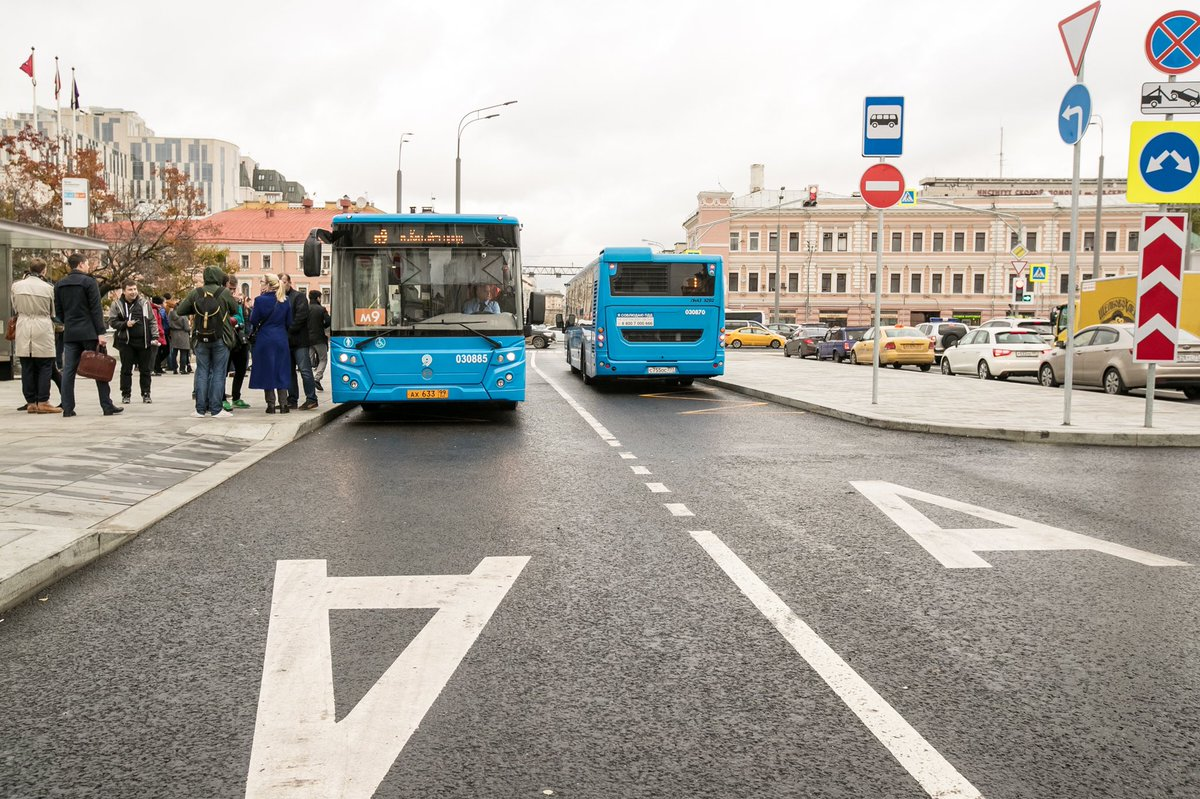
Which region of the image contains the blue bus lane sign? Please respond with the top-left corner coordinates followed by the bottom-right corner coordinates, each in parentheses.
top-left (1127, 121), bottom-right (1200, 202)
top-left (863, 96), bottom-right (904, 157)
top-left (1059, 84), bottom-right (1091, 145)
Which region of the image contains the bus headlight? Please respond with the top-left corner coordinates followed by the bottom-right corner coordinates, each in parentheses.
top-left (338, 353), bottom-right (348, 363)
top-left (505, 373), bottom-right (513, 382)
top-left (342, 374), bottom-right (350, 383)
top-left (496, 379), bottom-right (505, 388)
top-left (506, 352), bottom-right (516, 362)
top-left (350, 380), bottom-right (359, 389)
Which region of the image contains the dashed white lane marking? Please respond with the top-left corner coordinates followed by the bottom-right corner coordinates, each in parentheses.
top-left (631, 466), bottom-right (651, 475)
top-left (646, 483), bottom-right (670, 493)
top-left (531, 355), bottom-right (620, 445)
top-left (689, 531), bottom-right (984, 799)
top-left (665, 504), bottom-right (693, 517)
top-left (619, 452), bottom-right (637, 459)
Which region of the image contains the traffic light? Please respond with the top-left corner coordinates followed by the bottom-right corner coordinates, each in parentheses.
top-left (802, 184), bottom-right (819, 207)
top-left (1012, 278), bottom-right (1033, 304)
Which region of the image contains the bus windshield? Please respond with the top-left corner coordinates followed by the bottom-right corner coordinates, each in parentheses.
top-left (332, 246), bottom-right (523, 333)
top-left (610, 262), bottom-right (715, 297)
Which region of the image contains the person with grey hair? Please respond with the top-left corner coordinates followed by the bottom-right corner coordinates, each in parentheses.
top-left (10, 259), bottom-right (60, 414)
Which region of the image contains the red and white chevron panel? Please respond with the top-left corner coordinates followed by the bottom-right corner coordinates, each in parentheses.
top-left (1133, 213), bottom-right (1187, 364)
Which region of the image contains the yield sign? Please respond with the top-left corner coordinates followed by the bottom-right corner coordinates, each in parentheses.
top-left (1146, 10), bottom-right (1200, 75)
top-left (859, 163), bottom-right (905, 209)
top-left (1011, 260), bottom-right (1027, 276)
top-left (1133, 213), bottom-right (1187, 363)
top-left (1059, 2), bottom-right (1101, 76)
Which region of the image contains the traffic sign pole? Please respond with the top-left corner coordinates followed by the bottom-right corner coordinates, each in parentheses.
top-left (872, 161), bottom-right (884, 405)
top-left (1063, 72), bottom-right (1084, 427)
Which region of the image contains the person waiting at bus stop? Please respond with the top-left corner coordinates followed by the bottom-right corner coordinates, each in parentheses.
top-left (462, 283), bottom-right (500, 314)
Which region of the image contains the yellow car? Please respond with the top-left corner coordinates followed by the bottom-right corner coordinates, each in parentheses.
top-left (849, 325), bottom-right (935, 370)
top-left (726, 325), bottom-right (787, 349)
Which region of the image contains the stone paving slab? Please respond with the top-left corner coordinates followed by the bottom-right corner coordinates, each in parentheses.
top-left (0, 368), bottom-right (351, 612)
top-left (711, 351), bottom-right (1200, 446)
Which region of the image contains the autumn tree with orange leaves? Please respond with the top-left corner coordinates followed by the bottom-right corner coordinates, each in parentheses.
top-left (0, 127), bottom-right (221, 294)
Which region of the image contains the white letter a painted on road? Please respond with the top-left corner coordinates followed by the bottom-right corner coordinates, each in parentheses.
top-left (246, 557), bottom-right (529, 798)
top-left (852, 481), bottom-right (1189, 569)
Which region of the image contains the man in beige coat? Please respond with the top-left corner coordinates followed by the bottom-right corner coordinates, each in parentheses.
top-left (11, 259), bottom-right (61, 414)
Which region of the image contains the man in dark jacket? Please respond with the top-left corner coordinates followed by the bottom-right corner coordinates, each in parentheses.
top-left (175, 265), bottom-right (241, 418)
top-left (282, 273), bottom-right (317, 410)
top-left (54, 253), bottom-right (121, 417)
top-left (306, 289), bottom-right (331, 392)
top-left (107, 281), bottom-right (157, 404)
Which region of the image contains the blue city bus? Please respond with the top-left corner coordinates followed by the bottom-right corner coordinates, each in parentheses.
top-left (561, 247), bottom-right (725, 386)
top-left (302, 214), bottom-right (544, 410)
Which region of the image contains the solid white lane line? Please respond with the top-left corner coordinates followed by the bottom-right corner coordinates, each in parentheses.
top-left (646, 483), bottom-right (670, 493)
top-left (688, 531), bottom-right (984, 799)
top-left (619, 452), bottom-right (638, 460)
top-left (531, 357), bottom-right (620, 445)
top-left (631, 466), bottom-right (651, 475)
top-left (665, 504), bottom-right (694, 517)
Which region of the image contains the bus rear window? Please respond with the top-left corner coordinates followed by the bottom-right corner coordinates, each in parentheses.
top-left (610, 262), bottom-right (715, 297)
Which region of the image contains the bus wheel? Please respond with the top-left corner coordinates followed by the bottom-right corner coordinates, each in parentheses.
top-left (569, 348), bottom-right (580, 374)
top-left (498, 400), bottom-right (518, 410)
top-left (678, 377), bottom-right (694, 387)
top-left (582, 351), bottom-right (595, 385)
top-left (360, 402), bottom-right (382, 413)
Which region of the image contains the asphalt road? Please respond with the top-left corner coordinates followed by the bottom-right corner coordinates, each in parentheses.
top-left (2, 349), bottom-right (1198, 798)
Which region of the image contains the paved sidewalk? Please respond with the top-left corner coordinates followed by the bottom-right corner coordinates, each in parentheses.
top-left (711, 351), bottom-right (1200, 447)
top-left (0, 369), bottom-right (349, 612)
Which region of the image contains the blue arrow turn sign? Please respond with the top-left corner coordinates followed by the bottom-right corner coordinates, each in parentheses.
top-left (1138, 131), bottom-right (1199, 193)
top-left (1059, 84), bottom-right (1091, 145)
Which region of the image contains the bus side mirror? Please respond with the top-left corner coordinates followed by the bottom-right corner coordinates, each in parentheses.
top-left (527, 291), bottom-right (546, 325)
top-left (555, 312), bottom-right (564, 330)
top-left (302, 230), bottom-right (327, 278)
top-left (566, 314), bottom-right (576, 328)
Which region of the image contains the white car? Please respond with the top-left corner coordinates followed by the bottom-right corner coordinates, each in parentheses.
top-left (978, 316), bottom-right (1054, 343)
top-left (940, 327), bottom-right (1048, 380)
top-left (527, 325), bottom-right (557, 349)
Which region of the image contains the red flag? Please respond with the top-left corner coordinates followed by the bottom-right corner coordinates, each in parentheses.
top-left (19, 53), bottom-right (33, 81)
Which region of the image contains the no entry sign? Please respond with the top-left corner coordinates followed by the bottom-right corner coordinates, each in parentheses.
top-left (860, 163), bottom-right (905, 209)
top-left (1133, 213), bottom-right (1187, 363)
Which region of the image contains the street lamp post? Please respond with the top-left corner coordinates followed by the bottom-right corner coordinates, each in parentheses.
top-left (395, 131), bottom-right (412, 213)
top-left (774, 187), bottom-right (784, 324)
top-left (455, 100), bottom-right (517, 213)
top-left (803, 240), bottom-right (816, 324)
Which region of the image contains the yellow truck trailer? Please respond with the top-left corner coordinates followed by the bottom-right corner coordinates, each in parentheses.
top-left (1052, 273), bottom-right (1200, 343)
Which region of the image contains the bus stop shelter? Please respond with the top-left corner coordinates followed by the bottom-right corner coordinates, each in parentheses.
top-left (1, 219), bottom-right (109, 380)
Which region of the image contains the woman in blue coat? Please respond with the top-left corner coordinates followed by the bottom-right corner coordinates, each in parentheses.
top-left (249, 274), bottom-right (294, 413)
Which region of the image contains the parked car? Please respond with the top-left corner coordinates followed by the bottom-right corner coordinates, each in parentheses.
top-left (849, 326), bottom-right (935, 370)
top-left (940, 328), bottom-right (1048, 380)
top-left (527, 325), bottom-right (557, 349)
top-left (816, 326), bottom-right (869, 362)
top-left (979, 316), bottom-right (1054, 343)
top-left (1037, 324), bottom-right (1200, 398)
top-left (726, 325), bottom-right (787, 349)
top-left (767, 323), bottom-right (799, 338)
top-left (783, 324), bottom-right (830, 358)
top-left (915, 321), bottom-right (970, 363)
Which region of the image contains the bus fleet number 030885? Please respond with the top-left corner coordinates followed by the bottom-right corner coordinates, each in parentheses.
top-left (455, 354), bottom-right (490, 364)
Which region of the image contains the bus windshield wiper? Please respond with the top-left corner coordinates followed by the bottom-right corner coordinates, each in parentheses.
top-left (432, 320), bottom-right (502, 349)
top-left (353, 327), bottom-right (409, 350)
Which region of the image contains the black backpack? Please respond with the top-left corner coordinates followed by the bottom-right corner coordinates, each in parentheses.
top-left (193, 288), bottom-right (227, 343)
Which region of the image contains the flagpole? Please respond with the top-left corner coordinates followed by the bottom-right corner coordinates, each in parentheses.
top-left (70, 68), bottom-right (78, 171)
top-left (54, 56), bottom-right (62, 164)
top-left (29, 47), bottom-right (37, 136)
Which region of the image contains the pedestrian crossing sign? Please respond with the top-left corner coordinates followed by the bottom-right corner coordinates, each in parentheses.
top-left (1029, 264), bottom-right (1049, 283)
top-left (899, 189), bottom-right (917, 206)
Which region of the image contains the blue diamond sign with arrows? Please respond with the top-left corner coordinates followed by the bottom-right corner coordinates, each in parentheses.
top-left (1127, 121), bottom-right (1200, 202)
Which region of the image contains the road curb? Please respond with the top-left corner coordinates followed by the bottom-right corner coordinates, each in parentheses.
top-left (0, 402), bottom-right (355, 614)
top-left (709, 379), bottom-right (1200, 448)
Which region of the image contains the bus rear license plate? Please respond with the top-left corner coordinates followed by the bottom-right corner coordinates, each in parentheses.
top-left (647, 366), bottom-right (677, 374)
top-left (407, 389), bottom-right (449, 399)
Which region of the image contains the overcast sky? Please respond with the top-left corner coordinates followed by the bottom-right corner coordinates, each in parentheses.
top-left (2, 0), bottom-right (1172, 282)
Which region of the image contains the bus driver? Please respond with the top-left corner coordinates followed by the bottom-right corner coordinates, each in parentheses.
top-left (462, 283), bottom-right (500, 314)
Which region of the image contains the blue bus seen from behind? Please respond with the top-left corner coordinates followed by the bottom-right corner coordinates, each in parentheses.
top-left (302, 214), bottom-right (545, 410)
top-left (561, 248), bottom-right (725, 386)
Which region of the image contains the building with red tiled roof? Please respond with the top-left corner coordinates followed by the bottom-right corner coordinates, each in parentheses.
top-left (199, 199), bottom-right (382, 302)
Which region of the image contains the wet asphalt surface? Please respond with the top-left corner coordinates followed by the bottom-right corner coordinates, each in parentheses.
top-left (1, 347), bottom-right (1198, 798)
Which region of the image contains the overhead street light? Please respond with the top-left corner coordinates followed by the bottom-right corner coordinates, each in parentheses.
top-left (456, 100), bottom-right (517, 213)
top-left (396, 131), bottom-right (413, 213)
